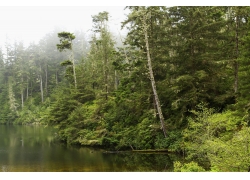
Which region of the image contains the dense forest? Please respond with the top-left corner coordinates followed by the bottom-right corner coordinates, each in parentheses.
top-left (1, 6), bottom-right (250, 172)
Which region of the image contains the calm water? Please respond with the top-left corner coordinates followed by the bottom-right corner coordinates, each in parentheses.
top-left (0, 125), bottom-right (180, 172)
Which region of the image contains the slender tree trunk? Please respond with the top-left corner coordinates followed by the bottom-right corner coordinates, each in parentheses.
top-left (8, 77), bottom-right (18, 115)
top-left (55, 66), bottom-right (58, 85)
top-left (104, 58), bottom-right (108, 100)
top-left (114, 70), bottom-right (119, 90)
top-left (21, 90), bottom-right (24, 109)
top-left (234, 15), bottom-right (239, 94)
top-left (40, 74), bottom-right (44, 103)
top-left (26, 78), bottom-right (29, 100)
top-left (45, 63), bottom-right (48, 96)
top-left (56, 71), bottom-right (58, 84)
top-left (142, 14), bottom-right (167, 138)
top-left (30, 79), bottom-right (32, 98)
top-left (117, 29), bottom-right (131, 76)
top-left (70, 42), bottom-right (77, 89)
top-left (40, 65), bottom-right (44, 103)
top-left (21, 76), bottom-right (24, 109)
top-left (72, 53), bottom-right (77, 88)
top-left (103, 36), bottom-right (108, 100)
top-left (234, 61), bottom-right (239, 93)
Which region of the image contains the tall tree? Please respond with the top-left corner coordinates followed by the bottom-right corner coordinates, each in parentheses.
top-left (164, 6), bottom-right (234, 125)
top-left (225, 7), bottom-right (250, 95)
top-left (121, 6), bottom-right (169, 137)
top-left (90, 11), bottom-right (116, 100)
top-left (14, 41), bottom-right (28, 108)
top-left (140, 8), bottom-right (167, 137)
top-left (234, 7), bottom-right (250, 120)
top-left (57, 32), bottom-right (77, 88)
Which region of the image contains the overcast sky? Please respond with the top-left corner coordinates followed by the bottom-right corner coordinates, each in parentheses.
top-left (0, 0), bottom-right (248, 48)
top-left (0, 6), bottom-right (130, 48)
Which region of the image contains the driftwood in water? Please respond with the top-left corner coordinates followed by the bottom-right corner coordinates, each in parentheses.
top-left (103, 149), bottom-right (168, 154)
top-left (132, 149), bottom-right (168, 153)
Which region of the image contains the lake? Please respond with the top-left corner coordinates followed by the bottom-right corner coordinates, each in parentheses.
top-left (0, 125), bottom-right (180, 172)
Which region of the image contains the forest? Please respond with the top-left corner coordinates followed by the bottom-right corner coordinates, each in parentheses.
top-left (0, 6), bottom-right (250, 172)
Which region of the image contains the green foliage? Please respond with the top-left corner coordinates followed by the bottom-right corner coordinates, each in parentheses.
top-left (207, 126), bottom-right (250, 172)
top-left (155, 130), bottom-right (183, 152)
top-left (134, 117), bottom-right (155, 149)
top-left (14, 97), bottom-right (51, 125)
top-left (0, 86), bottom-right (11, 124)
top-left (2, 7), bottom-right (250, 172)
top-left (60, 60), bottom-right (73, 66)
top-left (14, 100), bottom-right (40, 125)
top-left (174, 161), bottom-right (206, 172)
top-left (182, 102), bottom-right (250, 171)
top-left (183, 103), bottom-right (242, 162)
top-left (92, 11), bottom-right (109, 32)
top-left (57, 31), bottom-right (75, 51)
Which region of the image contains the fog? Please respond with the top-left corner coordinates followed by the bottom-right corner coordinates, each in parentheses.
top-left (0, 6), bottom-right (130, 48)
top-left (1, 1), bottom-right (236, 48)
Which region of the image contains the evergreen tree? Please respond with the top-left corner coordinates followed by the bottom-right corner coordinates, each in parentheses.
top-left (90, 11), bottom-right (116, 100)
top-left (166, 6), bottom-right (233, 126)
top-left (57, 31), bottom-right (77, 88)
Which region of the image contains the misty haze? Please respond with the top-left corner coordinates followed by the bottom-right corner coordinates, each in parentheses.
top-left (1, 6), bottom-right (250, 174)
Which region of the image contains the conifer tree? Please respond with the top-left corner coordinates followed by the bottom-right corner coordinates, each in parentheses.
top-left (57, 32), bottom-right (77, 88)
top-left (140, 8), bottom-right (167, 137)
top-left (89, 11), bottom-right (116, 100)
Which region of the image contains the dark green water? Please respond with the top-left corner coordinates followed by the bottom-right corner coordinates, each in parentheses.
top-left (0, 125), bottom-right (180, 172)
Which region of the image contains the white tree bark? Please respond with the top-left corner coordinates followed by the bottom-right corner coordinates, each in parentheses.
top-left (142, 14), bottom-right (167, 138)
top-left (40, 65), bottom-right (44, 103)
top-left (70, 46), bottom-right (77, 89)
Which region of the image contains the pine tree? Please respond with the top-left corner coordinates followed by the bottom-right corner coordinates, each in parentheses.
top-left (57, 31), bottom-right (77, 88)
top-left (87, 11), bottom-right (116, 100)
top-left (121, 6), bottom-right (170, 137)
top-left (165, 7), bottom-right (234, 126)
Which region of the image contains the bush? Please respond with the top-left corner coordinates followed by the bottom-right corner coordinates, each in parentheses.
top-left (174, 161), bottom-right (206, 172)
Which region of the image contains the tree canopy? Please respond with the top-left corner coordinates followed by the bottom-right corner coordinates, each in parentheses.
top-left (1, 7), bottom-right (250, 172)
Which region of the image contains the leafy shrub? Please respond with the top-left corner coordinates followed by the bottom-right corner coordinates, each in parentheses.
top-left (174, 161), bottom-right (206, 172)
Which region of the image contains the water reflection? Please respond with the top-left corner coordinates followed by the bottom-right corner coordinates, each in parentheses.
top-left (0, 125), bottom-right (181, 172)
